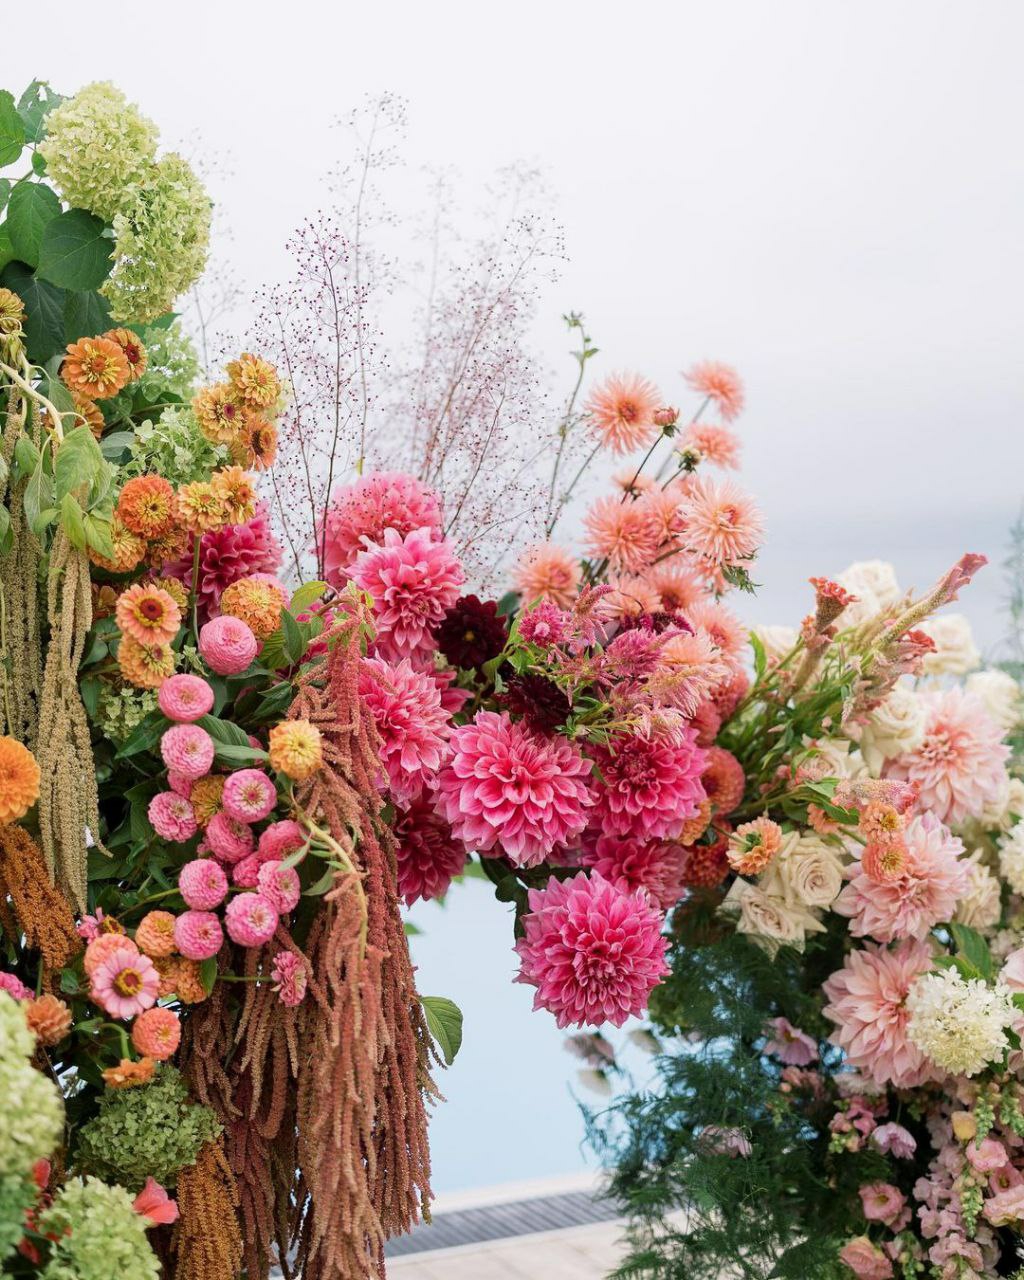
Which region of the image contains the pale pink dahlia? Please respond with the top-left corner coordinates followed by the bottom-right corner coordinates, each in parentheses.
top-left (583, 496), bottom-right (661, 576)
top-left (578, 833), bottom-right (687, 913)
top-left (588, 729), bottom-right (707, 841)
top-left (315, 471), bottom-right (444, 588)
top-left (351, 526), bottom-right (465, 661)
top-left (822, 938), bottom-right (940, 1088)
top-left (680, 423), bottom-right (741, 469)
top-left (256, 860), bottom-right (301, 913)
top-left (679, 476), bottom-right (763, 569)
top-left (258, 819), bottom-right (306, 861)
top-left (359, 656), bottom-right (453, 805)
top-left (684, 360), bottom-right (745, 421)
top-left (393, 795), bottom-right (468, 906)
top-left (884, 688), bottom-right (1010, 827)
top-left (178, 858), bottom-right (229, 910)
top-left (148, 791), bottom-right (198, 842)
top-left (221, 769), bottom-right (277, 823)
top-left (225, 892), bottom-right (278, 947)
top-left (199, 615), bottom-right (258, 675)
top-left (174, 910), bottom-right (224, 961)
top-left (205, 812), bottom-right (255, 863)
top-left (833, 813), bottom-right (969, 942)
top-left (90, 946), bottom-right (160, 1019)
top-left (514, 871), bottom-right (670, 1028)
top-left (160, 724), bottom-right (215, 780)
top-left (434, 711), bottom-right (593, 867)
top-left (157, 673), bottom-right (215, 723)
top-left (271, 950), bottom-right (308, 1007)
top-left (583, 373), bottom-right (662, 455)
top-left (165, 504), bottom-right (283, 617)
top-left (513, 543), bottom-right (582, 609)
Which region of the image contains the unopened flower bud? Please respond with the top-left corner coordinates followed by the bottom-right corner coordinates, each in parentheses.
top-left (654, 406), bottom-right (679, 429)
top-left (952, 1110), bottom-right (978, 1142)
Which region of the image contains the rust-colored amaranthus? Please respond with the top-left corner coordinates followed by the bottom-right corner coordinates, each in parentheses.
top-left (170, 1136), bottom-right (244, 1280)
top-left (0, 824), bottom-right (82, 975)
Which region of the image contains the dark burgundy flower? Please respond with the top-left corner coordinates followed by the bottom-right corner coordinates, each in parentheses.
top-left (499, 673), bottom-right (571, 733)
top-left (434, 594), bottom-right (508, 669)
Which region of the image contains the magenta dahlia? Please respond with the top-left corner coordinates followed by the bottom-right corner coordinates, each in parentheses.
top-left (588, 729), bottom-right (707, 840)
top-left (393, 795), bottom-right (468, 906)
top-left (579, 833), bottom-right (687, 913)
top-left (514, 871), bottom-right (669, 1028)
top-left (351, 526), bottom-right (465, 661)
top-left (315, 471), bottom-right (444, 588)
top-left (435, 711), bottom-right (593, 867)
top-left (360, 656), bottom-right (453, 805)
top-left (165, 503), bottom-right (283, 617)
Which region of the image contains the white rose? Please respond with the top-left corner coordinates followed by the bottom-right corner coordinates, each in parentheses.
top-left (838, 560), bottom-right (902, 610)
top-left (753, 624), bottom-right (798, 665)
top-left (921, 613), bottom-right (980, 676)
top-left (955, 852), bottom-right (1003, 932)
top-left (725, 879), bottom-right (824, 954)
top-left (833, 584), bottom-right (882, 630)
top-left (966, 670), bottom-right (1021, 734)
top-left (1003, 778), bottom-right (1024, 830)
top-left (998, 821), bottom-right (1024, 895)
top-left (858, 683), bottom-right (928, 776)
top-left (768, 834), bottom-right (845, 909)
top-left (800, 736), bottom-right (868, 782)
top-left (979, 768), bottom-right (1013, 829)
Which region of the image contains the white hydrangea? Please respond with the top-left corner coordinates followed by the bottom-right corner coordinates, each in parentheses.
top-left (857, 683), bottom-right (928, 776)
top-left (905, 969), bottom-right (1016, 1077)
top-left (999, 821), bottom-right (1024, 895)
top-left (752, 624), bottom-right (798, 665)
top-left (954, 852), bottom-right (1003, 932)
top-left (920, 613), bottom-right (981, 677)
top-left (966, 669), bottom-right (1022, 734)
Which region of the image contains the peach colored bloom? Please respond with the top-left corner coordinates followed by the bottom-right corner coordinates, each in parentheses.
top-left (25, 994), bottom-right (72, 1045)
top-left (584, 496), bottom-right (661, 575)
top-left (119, 635), bottom-right (175, 689)
top-left (88, 514), bottom-right (146, 573)
top-left (102, 328), bottom-right (147, 381)
top-left (680, 476), bottom-right (764, 568)
top-left (90, 947), bottom-right (160, 1019)
top-left (102, 1056), bottom-right (155, 1088)
top-left (604, 575), bottom-right (661, 621)
top-left (178, 481), bottom-right (228, 535)
top-left (513, 543), bottom-right (582, 608)
top-left (583, 372), bottom-right (662, 454)
top-left (230, 414), bottom-right (279, 470)
top-left (117, 474), bottom-right (176, 538)
top-left (226, 352), bottom-right (281, 408)
top-left (268, 720), bottom-right (323, 781)
top-left (131, 1006), bottom-right (181, 1060)
top-left (133, 1177), bottom-right (179, 1226)
top-left (134, 911), bottom-right (177, 959)
top-left (643, 564), bottom-right (704, 614)
top-left (680, 422), bottom-right (741, 468)
top-left (0, 736), bottom-right (40, 823)
top-left (193, 382), bottom-right (246, 444)
top-left (62, 336), bottom-right (130, 400)
top-left (116, 583), bottom-right (182, 647)
top-left (685, 598), bottom-right (748, 664)
top-left (684, 360), bottom-right (745, 421)
top-left (728, 816), bottom-right (783, 875)
top-left (84, 933), bottom-right (138, 979)
top-left (210, 465), bottom-right (257, 525)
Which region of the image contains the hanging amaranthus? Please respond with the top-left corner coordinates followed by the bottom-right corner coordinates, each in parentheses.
top-left (170, 1136), bottom-right (244, 1280)
top-left (0, 824), bottom-right (82, 974)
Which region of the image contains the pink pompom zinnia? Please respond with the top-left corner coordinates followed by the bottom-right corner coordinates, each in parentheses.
top-left (588, 729), bottom-right (707, 841)
top-left (160, 724), bottom-right (215, 780)
top-left (435, 711), bottom-right (593, 867)
top-left (225, 892), bottom-right (278, 947)
top-left (165, 503), bottom-right (283, 617)
top-left (360, 656), bottom-right (453, 805)
top-left (199, 615), bottom-right (259, 675)
top-left (148, 791), bottom-right (198, 843)
top-left (271, 950), bottom-right (308, 1007)
top-left (158, 673), bottom-right (215, 723)
top-left (174, 910), bottom-right (224, 961)
top-left (257, 860), bottom-right (301, 913)
top-left (678, 475), bottom-right (763, 569)
top-left (352, 526), bottom-right (465, 661)
top-left (0, 971), bottom-right (32, 1001)
top-left (316, 471), bottom-right (444, 588)
top-left (167, 771), bottom-right (194, 798)
top-left (205, 812), bottom-right (255, 863)
top-left (222, 769), bottom-right (277, 823)
top-left (513, 543), bottom-right (582, 609)
top-left (884, 687), bottom-right (1010, 827)
top-left (258, 819), bottom-right (306, 861)
top-left (393, 795), bottom-right (468, 906)
top-left (833, 813), bottom-right (969, 942)
top-left (178, 858), bottom-right (229, 910)
top-left (514, 871), bottom-right (669, 1028)
top-left (578, 833), bottom-right (687, 913)
top-left (822, 938), bottom-right (940, 1088)
top-left (90, 946), bottom-right (160, 1019)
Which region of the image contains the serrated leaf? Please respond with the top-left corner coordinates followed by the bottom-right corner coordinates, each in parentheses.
top-left (54, 424), bottom-right (108, 506)
top-left (17, 81), bottom-right (64, 144)
top-left (1, 261), bottom-right (66, 363)
top-left (289, 580), bottom-right (328, 614)
top-left (6, 181), bottom-right (61, 267)
top-left (0, 89), bottom-right (25, 166)
top-left (421, 995), bottom-right (463, 1066)
top-left (37, 209), bottom-right (113, 291)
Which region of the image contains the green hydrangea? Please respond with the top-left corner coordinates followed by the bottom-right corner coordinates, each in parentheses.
top-left (37, 1177), bottom-right (159, 1280)
top-left (96, 687), bottom-right (158, 745)
top-left (122, 406), bottom-right (227, 487)
top-left (0, 993), bottom-right (63, 1181)
top-left (37, 82), bottom-right (158, 222)
top-left (73, 1065), bottom-right (220, 1191)
top-left (0, 1172), bottom-right (38, 1268)
top-left (135, 320), bottom-right (201, 401)
top-left (102, 154), bottom-right (212, 324)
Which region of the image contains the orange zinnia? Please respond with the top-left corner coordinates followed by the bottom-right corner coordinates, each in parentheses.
top-left (193, 382), bottom-right (245, 445)
top-left (62, 336), bottom-right (131, 400)
top-left (268, 720), bottom-right (323, 781)
top-left (117, 474), bottom-right (176, 539)
top-left (0, 736), bottom-right (40, 823)
top-left (115, 583), bottom-right (182, 647)
top-left (119, 634), bottom-right (176, 689)
top-left (230, 415), bottom-right (278, 470)
top-left (211, 466), bottom-right (257, 525)
top-left (177, 482), bottom-right (228, 535)
top-left (103, 328), bottom-right (148, 382)
top-left (226, 352), bottom-right (280, 408)
top-left (102, 1056), bottom-right (156, 1088)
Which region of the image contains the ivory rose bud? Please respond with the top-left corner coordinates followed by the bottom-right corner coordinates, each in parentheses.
top-left (966, 669), bottom-right (1021, 734)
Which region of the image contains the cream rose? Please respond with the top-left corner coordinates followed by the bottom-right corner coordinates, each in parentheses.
top-left (858, 683), bottom-right (927, 776)
top-left (921, 613), bottom-right (980, 676)
top-left (838, 560), bottom-right (902, 610)
top-left (768, 834), bottom-right (845, 909)
top-left (966, 669), bottom-right (1021, 734)
top-left (752, 624), bottom-right (797, 665)
top-left (725, 879), bottom-right (824, 954)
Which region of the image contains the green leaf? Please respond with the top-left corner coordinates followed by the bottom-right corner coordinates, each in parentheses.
top-left (99, 430), bottom-right (135, 461)
top-left (199, 957), bottom-right (218, 995)
top-left (12, 434), bottom-right (39, 485)
top-left (115, 710), bottom-right (166, 760)
top-left (0, 90), bottom-right (25, 166)
top-left (64, 287), bottom-right (112, 345)
top-left (0, 179), bottom-right (9, 212)
top-left (6, 181), bottom-right (61, 267)
top-left (304, 867), bottom-right (337, 896)
top-left (0, 505), bottom-right (12, 557)
top-left (82, 513), bottom-right (114, 561)
top-left (23, 454), bottom-right (54, 537)
top-left (60, 491), bottom-right (86, 549)
top-left (54, 425), bottom-right (109, 506)
top-left (496, 590), bottom-right (519, 617)
top-left (289, 580), bottom-right (328, 614)
top-left (197, 714), bottom-right (252, 750)
top-left (0, 262), bottom-right (66, 363)
top-left (17, 81), bottom-right (64, 144)
top-left (951, 922), bottom-right (994, 982)
top-left (749, 631), bottom-right (767, 682)
top-left (37, 209), bottom-right (113, 292)
top-left (280, 609), bottom-right (305, 665)
top-left (211, 741), bottom-right (268, 768)
top-left (0, 225), bottom-right (13, 275)
top-left (421, 995), bottom-right (463, 1066)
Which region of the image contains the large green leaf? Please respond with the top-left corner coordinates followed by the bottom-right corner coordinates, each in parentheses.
top-left (0, 179), bottom-right (10, 213)
top-left (0, 90), bottom-right (24, 166)
top-left (421, 995), bottom-right (464, 1066)
top-left (0, 262), bottom-right (66, 363)
top-left (17, 82), bottom-right (64, 144)
top-left (0, 226), bottom-right (13, 275)
top-left (37, 209), bottom-right (113, 291)
top-left (64, 288), bottom-right (113, 345)
top-left (54, 426), bottom-right (109, 507)
top-left (5, 181), bottom-right (61, 267)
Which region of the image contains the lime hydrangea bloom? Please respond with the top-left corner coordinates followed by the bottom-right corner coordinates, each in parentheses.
top-left (38, 82), bottom-right (158, 222)
top-left (0, 1171), bottom-right (38, 1267)
top-left (97, 687), bottom-right (158, 745)
top-left (102, 154), bottom-right (212, 324)
top-left (37, 1177), bottom-right (159, 1280)
top-left (123, 406), bottom-right (228, 487)
top-left (136, 320), bottom-right (202, 400)
top-left (0, 992), bottom-right (63, 1181)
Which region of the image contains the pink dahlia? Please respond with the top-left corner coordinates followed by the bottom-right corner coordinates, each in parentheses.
top-left (434, 711), bottom-right (593, 867)
top-left (148, 791), bottom-right (198, 843)
top-left (834, 813), bottom-right (969, 942)
top-left (158, 674), bottom-right (215, 723)
top-left (222, 769), bottom-right (277, 823)
top-left (90, 946), bottom-right (160, 1019)
top-left (178, 858), bottom-right (229, 910)
top-left (315, 471), bottom-right (444, 588)
top-left (583, 372), bottom-right (662, 455)
top-left (514, 871), bottom-right (669, 1028)
top-left (884, 688), bottom-right (1009, 827)
top-left (583, 496), bottom-right (661, 576)
top-left (352, 527), bottom-right (465, 661)
top-left (684, 360), bottom-right (745, 421)
top-left (160, 724), bottom-right (214, 780)
top-left (647, 629), bottom-right (731, 716)
top-left (225, 892), bottom-right (278, 947)
top-left (360, 656), bottom-right (453, 805)
top-left (822, 938), bottom-right (940, 1088)
top-left (258, 819), bottom-right (306, 861)
top-left (257, 860), bottom-right (301, 913)
top-left (393, 795), bottom-right (468, 906)
top-left (679, 475), bottom-right (763, 569)
top-left (173, 910), bottom-right (224, 961)
top-left (513, 543), bottom-right (582, 609)
top-left (205, 812), bottom-right (255, 863)
top-left (684, 599), bottom-right (747, 666)
top-left (199, 615), bottom-right (258, 675)
top-left (165, 504), bottom-right (283, 617)
top-left (578, 833), bottom-right (687, 913)
top-left (680, 422), bottom-right (741, 469)
top-left (271, 950), bottom-right (307, 1007)
top-left (588, 729), bottom-right (707, 841)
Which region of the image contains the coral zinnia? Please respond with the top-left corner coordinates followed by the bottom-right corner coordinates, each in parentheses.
top-left (393, 795), bottom-right (468, 906)
top-left (226, 352), bottom-right (281, 408)
top-left (727, 816), bottom-right (783, 875)
top-left (0, 736), bottom-right (40, 823)
top-left (316, 471), bottom-right (444, 588)
top-left (589, 729), bottom-right (707, 841)
top-left (513, 543), bottom-right (582, 609)
top-left (62, 336), bottom-right (130, 400)
top-left (131, 1007), bottom-right (180, 1060)
top-left (218, 574), bottom-right (287, 640)
top-left (579, 833), bottom-right (687, 913)
top-left (435, 594), bottom-right (508, 669)
top-left (115, 583), bottom-right (182, 647)
top-left (117, 475), bottom-right (176, 539)
top-left (514, 871), bottom-right (669, 1028)
top-left (193, 382), bottom-right (245, 445)
top-left (230, 414), bottom-right (278, 470)
top-left (103, 328), bottom-right (147, 381)
top-left (360, 657), bottom-right (453, 806)
top-left (134, 911), bottom-right (177, 959)
top-left (583, 373), bottom-right (662, 455)
top-left (90, 946), bottom-right (160, 1019)
top-left (119, 635), bottom-right (175, 689)
top-left (435, 711), bottom-right (593, 867)
top-left (268, 720), bottom-right (323, 781)
top-left (684, 360), bottom-right (745, 421)
top-left (584, 496), bottom-right (662, 576)
top-left (679, 475), bottom-right (763, 569)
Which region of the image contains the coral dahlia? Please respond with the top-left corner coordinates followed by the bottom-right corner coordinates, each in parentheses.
top-left (583, 373), bottom-right (662, 455)
top-left (513, 543), bottom-right (582, 609)
top-left (684, 360), bottom-right (745, 421)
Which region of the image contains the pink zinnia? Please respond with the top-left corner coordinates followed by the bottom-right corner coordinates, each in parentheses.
top-left (434, 711), bottom-right (593, 867)
top-left (222, 769), bottom-right (277, 823)
top-left (205, 812), bottom-right (255, 863)
top-left (157, 674), bottom-right (215, 723)
top-left (359, 656), bottom-right (453, 805)
top-left (168, 771), bottom-right (194, 798)
top-left (90, 946), bottom-right (160, 1019)
top-left (165, 503), bottom-right (283, 617)
top-left (199, 615), bottom-right (259, 675)
top-left (225, 892), bottom-right (278, 947)
top-left (0, 971), bottom-right (32, 1001)
top-left (514, 871), bottom-right (669, 1028)
top-left (258, 819), bottom-right (306, 861)
top-left (583, 373), bottom-right (662, 455)
top-left (148, 791), bottom-right (198, 842)
top-left (257, 860), bottom-right (301, 913)
top-left (684, 360), bottom-right (745, 421)
top-left (884, 688), bottom-right (1009, 827)
top-left (764, 1017), bottom-right (818, 1066)
top-left (822, 939), bottom-right (940, 1088)
top-left (271, 950), bottom-right (307, 1007)
top-left (513, 543), bottom-right (582, 609)
top-left (589, 729), bottom-right (707, 841)
top-left (174, 910), bottom-right (224, 961)
top-left (583, 496), bottom-right (661, 576)
top-left (680, 422), bottom-right (741, 469)
top-left (834, 813), bottom-right (968, 942)
top-left (394, 794), bottom-right (468, 906)
top-left (351, 526), bottom-right (465, 661)
top-left (679, 475), bottom-right (763, 569)
top-left (178, 858), bottom-right (229, 910)
top-left (578, 833), bottom-right (686, 913)
top-left (315, 471), bottom-right (444, 588)
top-left (160, 724), bottom-right (215, 780)
top-left (232, 850), bottom-right (277, 888)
